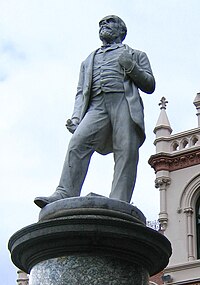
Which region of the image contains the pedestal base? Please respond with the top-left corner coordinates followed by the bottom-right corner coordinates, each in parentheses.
top-left (30, 256), bottom-right (148, 285)
top-left (9, 194), bottom-right (172, 284)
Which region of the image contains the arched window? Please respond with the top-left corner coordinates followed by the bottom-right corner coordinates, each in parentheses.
top-left (171, 141), bottom-right (179, 151)
top-left (181, 139), bottom-right (188, 149)
top-left (196, 195), bottom-right (200, 259)
top-left (178, 175), bottom-right (200, 261)
top-left (191, 136), bottom-right (198, 146)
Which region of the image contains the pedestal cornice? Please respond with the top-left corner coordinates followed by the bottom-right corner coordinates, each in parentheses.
top-left (8, 195), bottom-right (172, 277)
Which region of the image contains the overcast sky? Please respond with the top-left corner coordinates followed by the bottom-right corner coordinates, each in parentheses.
top-left (1, 0), bottom-right (200, 283)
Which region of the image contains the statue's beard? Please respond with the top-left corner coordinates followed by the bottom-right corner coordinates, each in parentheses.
top-left (99, 29), bottom-right (118, 43)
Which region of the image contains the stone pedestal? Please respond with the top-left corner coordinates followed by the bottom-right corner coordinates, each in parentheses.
top-left (30, 256), bottom-right (148, 284)
top-left (8, 194), bottom-right (172, 285)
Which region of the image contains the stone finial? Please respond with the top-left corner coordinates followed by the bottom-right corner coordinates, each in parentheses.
top-left (153, 97), bottom-right (172, 153)
top-left (193, 92), bottom-right (200, 107)
top-left (159, 97), bottom-right (168, 110)
top-left (193, 92), bottom-right (200, 127)
top-left (154, 97), bottom-right (172, 140)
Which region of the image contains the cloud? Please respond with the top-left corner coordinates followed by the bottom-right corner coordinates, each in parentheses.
top-left (1, 41), bottom-right (26, 60)
top-left (0, 40), bottom-right (27, 81)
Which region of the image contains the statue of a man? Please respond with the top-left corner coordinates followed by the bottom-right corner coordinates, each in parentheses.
top-left (34, 15), bottom-right (155, 208)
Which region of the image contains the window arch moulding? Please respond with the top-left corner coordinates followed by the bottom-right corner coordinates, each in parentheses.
top-left (178, 173), bottom-right (200, 213)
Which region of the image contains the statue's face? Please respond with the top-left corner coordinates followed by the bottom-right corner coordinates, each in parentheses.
top-left (99, 16), bottom-right (121, 43)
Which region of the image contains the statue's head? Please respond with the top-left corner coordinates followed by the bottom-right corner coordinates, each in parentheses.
top-left (99, 15), bottom-right (127, 44)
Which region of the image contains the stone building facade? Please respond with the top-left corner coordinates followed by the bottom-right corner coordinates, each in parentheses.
top-left (149, 94), bottom-right (200, 285)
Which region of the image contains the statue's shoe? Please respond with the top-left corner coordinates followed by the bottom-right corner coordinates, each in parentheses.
top-left (34, 192), bottom-right (70, 208)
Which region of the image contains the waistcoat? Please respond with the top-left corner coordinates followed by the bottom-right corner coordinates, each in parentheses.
top-left (91, 44), bottom-right (125, 96)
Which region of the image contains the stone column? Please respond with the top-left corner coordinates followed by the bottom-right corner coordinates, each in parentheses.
top-left (9, 194), bottom-right (172, 285)
top-left (17, 270), bottom-right (29, 285)
top-left (155, 177), bottom-right (171, 231)
top-left (184, 207), bottom-right (195, 261)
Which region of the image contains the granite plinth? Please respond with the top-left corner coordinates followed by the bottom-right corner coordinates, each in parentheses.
top-left (8, 194), bottom-right (172, 284)
top-left (29, 256), bottom-right (149, 285)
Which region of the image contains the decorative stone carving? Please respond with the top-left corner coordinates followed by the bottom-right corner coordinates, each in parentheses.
top-left (184, 207), bottom-right (194, 215)
top-left (149, 149), bottom-right (200, 173)
top-left (155, 177), bottom-right (171, 189)
top-left (159, 97), bottom-right (168, 110)
top-left (158, 218), bottom-right (168, 231)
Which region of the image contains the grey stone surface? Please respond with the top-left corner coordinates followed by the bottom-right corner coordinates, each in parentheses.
top-left (29, 256), bottom-right (149, 285)
top-left (34, 15), bottom-right (156, 208)
top-left (38, 193), bottom-right (146, 224)
top-left (8, 196), bottom-right (172, 277)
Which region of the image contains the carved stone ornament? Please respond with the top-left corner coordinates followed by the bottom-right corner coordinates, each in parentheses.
top-left (158, 218), bottom-right (168, 231)
top-left (183, 207), bottom-right (194, 215)
top-left (155, 177), bottom-right (171, 189)
top-left (149, 149), bottom-right (200, 173)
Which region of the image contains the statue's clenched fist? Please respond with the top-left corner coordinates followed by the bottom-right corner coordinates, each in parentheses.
top-left (66, 118), bottom-right (79, 134)
top-left (118, 50), bottom-right (135, 71)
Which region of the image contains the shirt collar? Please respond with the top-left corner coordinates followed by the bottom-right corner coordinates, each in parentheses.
top-left (98, 43), bottom-right (124, 53)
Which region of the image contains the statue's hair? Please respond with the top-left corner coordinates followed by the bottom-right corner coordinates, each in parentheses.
top-left (114, 15), bottom-right (127, 41)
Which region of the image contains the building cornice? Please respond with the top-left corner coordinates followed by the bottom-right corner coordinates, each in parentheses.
top-left (154, 127), bottom-right (200, 145)
top-left (149, 147), bottom-right (200, 173)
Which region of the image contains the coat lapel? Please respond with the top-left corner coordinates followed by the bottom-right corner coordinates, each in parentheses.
top-left (84, 50), bottom-right (97, 92)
